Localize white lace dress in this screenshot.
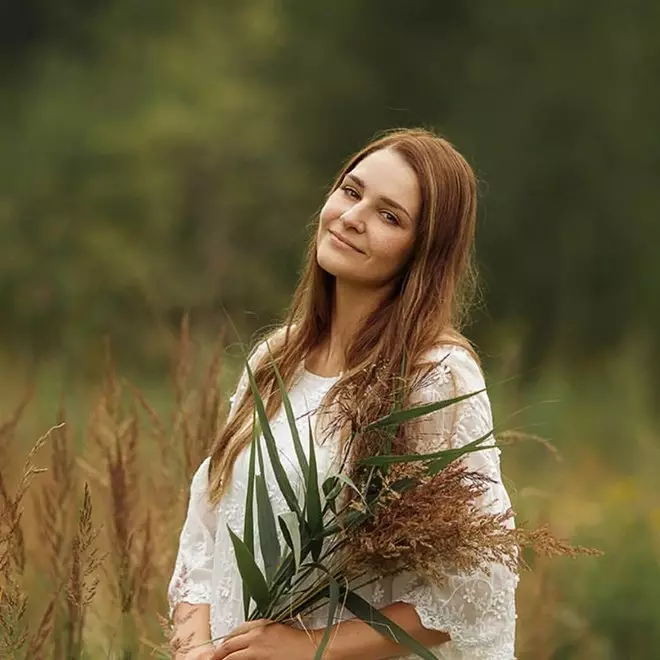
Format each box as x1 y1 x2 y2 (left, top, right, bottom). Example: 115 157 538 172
168 343 518 659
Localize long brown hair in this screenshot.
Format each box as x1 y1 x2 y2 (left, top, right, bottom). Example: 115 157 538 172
208 127 482 504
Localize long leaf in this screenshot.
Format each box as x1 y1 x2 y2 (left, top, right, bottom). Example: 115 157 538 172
306 417 323 562
363 389 485 431
269 561 341 625
340 588 439 660
278 511 302 573
227 526 270 615
268 523 313 596
321 508 371 537
255 437 282 582
244 359 302 517
242 410 259 618
333 473 366 502
322 475 340 514
357 430 496 466
268 349 309 482
255 473 281 583
427 446 497 476
313 576 341 660
321 471 365 515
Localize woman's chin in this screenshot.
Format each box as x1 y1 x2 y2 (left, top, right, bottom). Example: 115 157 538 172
317 251 345 277
317 249 375 284
317 261 343 278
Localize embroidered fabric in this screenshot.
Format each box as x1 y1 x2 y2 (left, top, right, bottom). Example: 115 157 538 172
167 342 518 659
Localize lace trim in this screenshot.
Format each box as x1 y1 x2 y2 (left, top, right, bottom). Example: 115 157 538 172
397 569 518 648
168 562 213 615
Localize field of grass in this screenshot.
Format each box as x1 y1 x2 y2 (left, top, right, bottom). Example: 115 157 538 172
0 334 657 658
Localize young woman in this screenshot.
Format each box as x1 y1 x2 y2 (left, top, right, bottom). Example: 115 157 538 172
168 128 518 659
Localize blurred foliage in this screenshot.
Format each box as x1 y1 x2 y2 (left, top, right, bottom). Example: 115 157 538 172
1 1 659 381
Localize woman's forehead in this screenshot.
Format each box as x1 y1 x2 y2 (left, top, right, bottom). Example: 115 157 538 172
349 149 421 219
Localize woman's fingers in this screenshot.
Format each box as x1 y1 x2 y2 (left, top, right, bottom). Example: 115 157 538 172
212 619 271 659
213 651 250 660
224 618 271 640
185 647 215 660
212 633 250 660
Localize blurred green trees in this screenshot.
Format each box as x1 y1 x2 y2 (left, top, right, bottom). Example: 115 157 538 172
1 0 658 377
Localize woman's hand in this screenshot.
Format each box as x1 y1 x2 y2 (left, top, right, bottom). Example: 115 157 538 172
211 619 319 660
182 645 215 660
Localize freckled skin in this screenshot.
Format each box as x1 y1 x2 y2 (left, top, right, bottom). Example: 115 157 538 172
316 148 421 289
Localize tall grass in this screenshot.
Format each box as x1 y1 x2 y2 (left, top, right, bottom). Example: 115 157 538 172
0 320 227 658
0 326 657 658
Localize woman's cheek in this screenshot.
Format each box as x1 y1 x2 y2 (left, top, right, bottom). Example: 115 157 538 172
372 235 411 277
320 194 345 224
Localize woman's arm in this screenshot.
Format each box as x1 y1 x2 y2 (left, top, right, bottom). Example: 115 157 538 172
209 603 448 660
168 457 217 657
312 601 450 660
389 346 518 652
171 603 213 659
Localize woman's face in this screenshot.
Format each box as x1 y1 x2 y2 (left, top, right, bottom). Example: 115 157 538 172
316 147 421 289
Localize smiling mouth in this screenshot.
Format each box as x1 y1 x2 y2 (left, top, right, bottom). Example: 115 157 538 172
329 230 363 253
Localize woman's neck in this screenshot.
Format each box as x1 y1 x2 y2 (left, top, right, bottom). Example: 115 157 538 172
306 279 391 377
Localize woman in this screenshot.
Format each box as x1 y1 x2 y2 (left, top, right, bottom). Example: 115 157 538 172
168 128 518 659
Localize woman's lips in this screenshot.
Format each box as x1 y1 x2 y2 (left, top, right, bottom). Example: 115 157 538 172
329 230 363 254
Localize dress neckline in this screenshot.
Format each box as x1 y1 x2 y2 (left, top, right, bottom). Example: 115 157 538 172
301 366 341 384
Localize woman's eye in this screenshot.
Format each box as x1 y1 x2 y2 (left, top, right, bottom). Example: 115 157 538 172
341 185 360 200
383 211 400 225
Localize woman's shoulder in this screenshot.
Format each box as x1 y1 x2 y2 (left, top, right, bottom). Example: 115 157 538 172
246 324 296 364
416 342 486 392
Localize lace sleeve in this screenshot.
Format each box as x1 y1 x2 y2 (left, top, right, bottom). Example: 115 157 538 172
393 345 518 653
167 331 287 614
167 457 217 613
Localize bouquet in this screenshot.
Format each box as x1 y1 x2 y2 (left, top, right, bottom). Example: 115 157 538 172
221 356 523 660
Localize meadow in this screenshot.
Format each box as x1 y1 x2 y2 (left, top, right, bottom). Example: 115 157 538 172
1 326 657 659
3 3 659 658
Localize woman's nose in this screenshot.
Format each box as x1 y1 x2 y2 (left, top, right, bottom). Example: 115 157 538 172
340 202 367 232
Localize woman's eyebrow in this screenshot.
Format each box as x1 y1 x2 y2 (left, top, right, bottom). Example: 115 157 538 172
345 173 412 221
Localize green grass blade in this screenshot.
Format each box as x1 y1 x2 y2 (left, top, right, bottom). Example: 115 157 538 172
333 473 365 501
244 411 258 554
363 389 485 431
313 576 341 660
387 476 418 493
244 359 302 517
227 526 270 615
340 588 439 660
357 430 496 467
255 474 282 583
322 472 368 516
321 508 371 537
321 471 366 515
426 445 497 475
322 475 341 514
268 520 313 594
242 410 259 618
306 417 324 561
255 437 282 583
268 349 309 482
278 511 302 572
